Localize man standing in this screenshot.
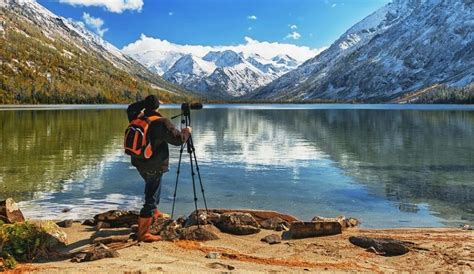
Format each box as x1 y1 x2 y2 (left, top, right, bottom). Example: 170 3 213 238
126 95 191 242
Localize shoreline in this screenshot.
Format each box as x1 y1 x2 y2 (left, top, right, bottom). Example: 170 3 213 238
21 223 474 273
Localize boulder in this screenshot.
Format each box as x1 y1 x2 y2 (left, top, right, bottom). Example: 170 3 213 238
261 234 282 245
260 217 290 230
0 198 25 224
93 210 139 228
30 220 68 248
82 219 96 226
179 225 220 241
311 216 360 230
349 236 412 256
286 221 342 239
215 213 261 235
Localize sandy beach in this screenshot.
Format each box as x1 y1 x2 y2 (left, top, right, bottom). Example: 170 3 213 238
14 223 473 273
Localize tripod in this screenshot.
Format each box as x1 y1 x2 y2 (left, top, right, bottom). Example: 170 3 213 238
170 110 208 220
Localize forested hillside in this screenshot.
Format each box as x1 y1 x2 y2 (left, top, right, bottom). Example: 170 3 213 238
0 3 192 104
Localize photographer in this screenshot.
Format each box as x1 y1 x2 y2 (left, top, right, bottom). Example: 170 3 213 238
126 95 191 242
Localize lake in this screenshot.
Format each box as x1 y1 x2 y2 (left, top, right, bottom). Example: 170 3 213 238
0 104 473 228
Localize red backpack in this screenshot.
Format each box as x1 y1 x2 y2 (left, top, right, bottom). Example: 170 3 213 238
124 116 161 159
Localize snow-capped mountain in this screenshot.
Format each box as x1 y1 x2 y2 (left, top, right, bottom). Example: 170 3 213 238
162 50 284 97
251 0 473 101
1 0 187 103
122 36 321 98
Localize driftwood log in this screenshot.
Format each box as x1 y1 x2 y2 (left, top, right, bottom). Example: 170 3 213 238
349 236 414 256
92 235 132 245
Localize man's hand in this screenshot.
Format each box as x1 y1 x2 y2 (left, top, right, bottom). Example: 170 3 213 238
182 127 192 135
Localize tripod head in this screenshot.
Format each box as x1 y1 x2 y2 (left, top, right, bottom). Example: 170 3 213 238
171 103 203 124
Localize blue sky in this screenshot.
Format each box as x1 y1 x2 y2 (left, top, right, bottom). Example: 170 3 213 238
37 0 390 49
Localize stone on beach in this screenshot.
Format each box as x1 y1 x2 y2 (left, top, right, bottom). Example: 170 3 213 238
311 215 360 230
214 212 261 235
56 219 73 228
261 234 282 244
29 220 68 248
71 243 119 263
179 225 220 241
0 198 25 224
286 221 342 239
349 236 413 256
93 210 139 228
260 217 290 231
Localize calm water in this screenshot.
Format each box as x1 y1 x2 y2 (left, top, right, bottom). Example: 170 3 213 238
0 105 473 228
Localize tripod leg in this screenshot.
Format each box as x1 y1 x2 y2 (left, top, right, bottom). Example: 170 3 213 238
171 144 185 219
187 140 200 227
188 135 208 211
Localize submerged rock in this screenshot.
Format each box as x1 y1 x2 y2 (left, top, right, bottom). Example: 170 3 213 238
215 213 261 235
0 198 25 224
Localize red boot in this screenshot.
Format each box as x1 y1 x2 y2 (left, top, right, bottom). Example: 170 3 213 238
137 217 161 242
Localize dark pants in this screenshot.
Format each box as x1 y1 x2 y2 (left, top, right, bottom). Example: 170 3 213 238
137 167 163 218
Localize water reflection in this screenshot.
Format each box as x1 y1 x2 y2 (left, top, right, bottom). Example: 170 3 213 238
0 107 472 227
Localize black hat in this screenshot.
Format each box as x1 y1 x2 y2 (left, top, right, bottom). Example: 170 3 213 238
144 95 162 110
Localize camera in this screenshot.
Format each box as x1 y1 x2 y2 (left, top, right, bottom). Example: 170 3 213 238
181 103 203 115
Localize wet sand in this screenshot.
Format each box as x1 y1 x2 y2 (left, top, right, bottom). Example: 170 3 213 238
17 223 474 273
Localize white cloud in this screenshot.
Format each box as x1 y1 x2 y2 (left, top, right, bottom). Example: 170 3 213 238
284 31 301 40
122 34 325 65
290 24 298 30
59 0 143 13
247 15 257 20
332 3 337 8
82 12 108 37
168 11 173 16
248 27 253 31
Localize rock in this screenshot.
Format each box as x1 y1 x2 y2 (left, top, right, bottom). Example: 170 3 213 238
215 212 261 235
349 236 412 256
56 219 73 228
0 198 25 224
61 208 72 213
71 243 119 263
82 219 96 226
30 220 68 248
179 225 220 241
287 221 342 239
206 252 220 259
461 224 472 230
150 217 174 235
185 211 221 227
260 217 290 230
93 210 139 228
95 221 111 230
276 223 289 231
311 216 360 230
206 262 235 270
131 224 138 233
159 220 181 241
195 209 298 224
261 234 282 245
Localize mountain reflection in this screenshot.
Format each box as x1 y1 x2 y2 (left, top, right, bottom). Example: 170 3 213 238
1 107 472 226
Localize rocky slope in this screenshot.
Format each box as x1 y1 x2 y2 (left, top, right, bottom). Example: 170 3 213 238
0 0 190 103
251 0 473 102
